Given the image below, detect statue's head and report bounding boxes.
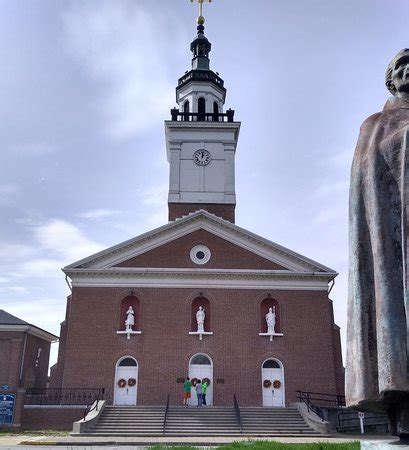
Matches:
[386,49,409,95]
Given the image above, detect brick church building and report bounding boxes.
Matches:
[50,14,344,408]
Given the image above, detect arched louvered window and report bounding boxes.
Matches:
[198,97,206,121]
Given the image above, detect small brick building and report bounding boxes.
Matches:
[0,310,58,427]
[50,19,344,408]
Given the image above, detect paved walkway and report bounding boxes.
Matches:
[0,433,401,448]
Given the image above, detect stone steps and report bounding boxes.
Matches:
[81,405,323,437]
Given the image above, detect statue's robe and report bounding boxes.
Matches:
[347,95,409,412]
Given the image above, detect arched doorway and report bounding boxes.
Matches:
[189,353,213,406]
[114,356,138,405]
[261,358,285,407]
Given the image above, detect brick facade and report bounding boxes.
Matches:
[168,203,235,223]
[55,284,343,406]
[22,407,85,430]
[0,330,51,390]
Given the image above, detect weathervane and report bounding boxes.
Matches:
[190,0,212,25]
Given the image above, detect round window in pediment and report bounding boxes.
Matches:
[190,245,211,265]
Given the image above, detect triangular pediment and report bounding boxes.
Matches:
[64,210,336,276]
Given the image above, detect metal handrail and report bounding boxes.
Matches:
[233,394,243,433]
[25,387,104,406]
[296,390,325,420]
[83,388,105,420]
[163,393,170,435]
[295,390,345,408]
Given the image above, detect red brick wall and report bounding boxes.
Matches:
[49,296,71,389]
[0,331,24,387]
[23,335,50,389]
[22,407,85,430]
[115,229,286,270]
[60,286,341,407]
[168,203,235,223]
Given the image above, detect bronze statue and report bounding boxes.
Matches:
[346,49,409,440]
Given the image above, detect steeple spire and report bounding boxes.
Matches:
[189,0,212,71]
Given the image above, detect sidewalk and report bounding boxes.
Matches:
[0,433,400,448]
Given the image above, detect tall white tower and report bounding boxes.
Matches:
[165,15,240,223]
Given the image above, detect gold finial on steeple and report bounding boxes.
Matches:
[190,0,212,25]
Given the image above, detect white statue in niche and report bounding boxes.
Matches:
[266,307,276,334]
[196,306,205,333]
[125,306,135,332]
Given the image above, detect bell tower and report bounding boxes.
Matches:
[165,4,240,223]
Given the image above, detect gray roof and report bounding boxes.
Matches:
[0,309,59,341]
[0,309,29,325]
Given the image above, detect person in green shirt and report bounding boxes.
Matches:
[183,377,192,406]
[202,380,208,406]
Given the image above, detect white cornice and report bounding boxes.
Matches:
[64,268,335,291]
[0,325,59,342]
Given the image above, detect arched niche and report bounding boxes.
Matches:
[260,297,281,333]
[119,295,140,331]
[191,296,211,332]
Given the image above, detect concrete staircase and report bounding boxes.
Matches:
[84,406,165,436]
[165,406,240,436]
[81,405,323,437]
[240,407,321,436]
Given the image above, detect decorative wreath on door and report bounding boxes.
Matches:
[128,378,136,387]
[273,380,281,389]
[117,378,127,388]
[263,379,272,388]
[202,378,211,386]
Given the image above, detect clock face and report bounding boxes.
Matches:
[193,149,211,166]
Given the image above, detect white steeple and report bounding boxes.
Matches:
[165,16,240,223]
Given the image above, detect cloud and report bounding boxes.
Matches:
[78,209,118,220]
[4,286,29,294]
[0,220,104,282]
[314,180,349,198]
[34,219,104,263]
[61,1,176,141]
[139,184,168,227]
[0,184,20,206]
[13,142,54,156]
[21,258,64,278]
[140,184,168,208]
[0,244,36,261]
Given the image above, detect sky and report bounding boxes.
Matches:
[1,0,408,369]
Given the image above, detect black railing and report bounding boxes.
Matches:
[163,393,170,435]
[170,108,235,122]
[177,70,225,89]
[25,388,105,406]
[83,388,105,420]
[233,394,243,433]
[296,390,345,421]
[337,410,388,433]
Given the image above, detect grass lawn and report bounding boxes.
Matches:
[152,441,360,450]
[0,430,69,436]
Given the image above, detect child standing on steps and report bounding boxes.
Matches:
[182,377,192,406]
[195,379,203,407]
[202,379,208,406]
